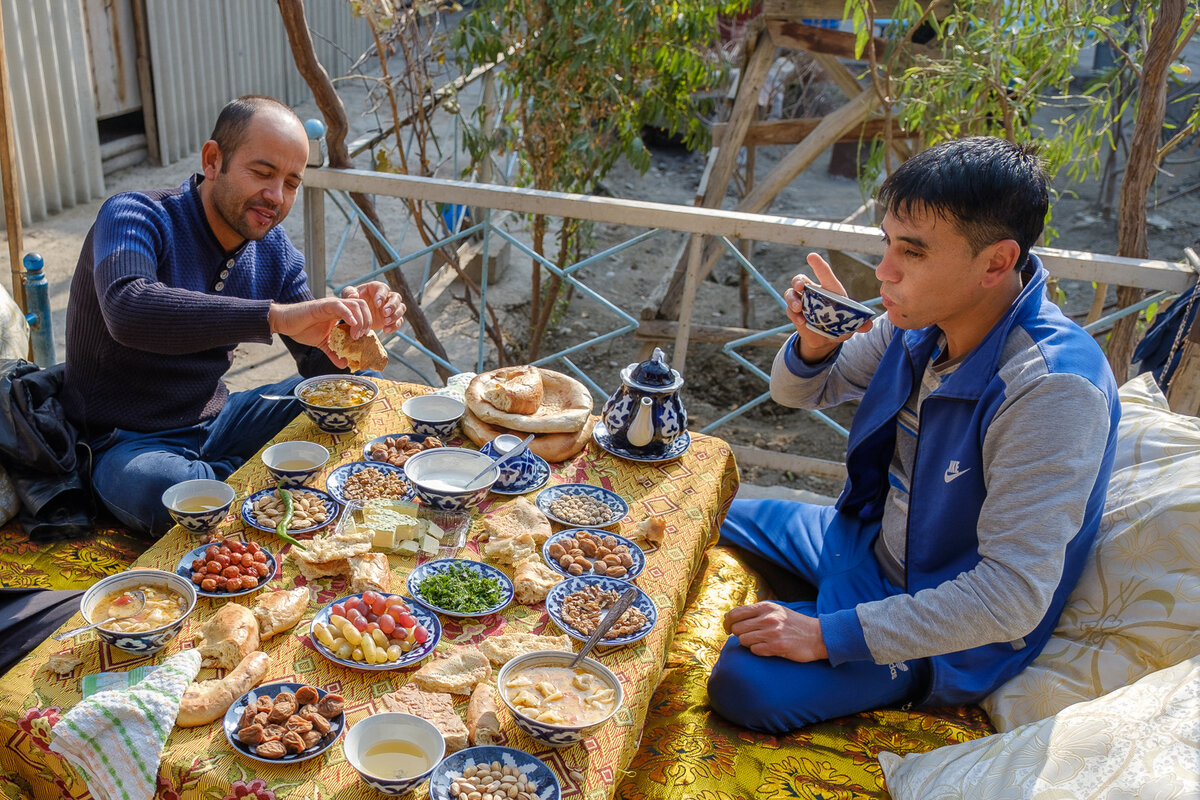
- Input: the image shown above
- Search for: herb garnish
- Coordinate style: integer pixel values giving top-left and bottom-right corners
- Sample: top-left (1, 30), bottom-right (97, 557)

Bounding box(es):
top-left (418, 562), bottom-right (503, 612)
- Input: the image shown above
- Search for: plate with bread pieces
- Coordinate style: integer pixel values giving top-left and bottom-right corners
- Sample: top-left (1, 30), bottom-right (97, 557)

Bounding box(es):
top-left (224, 681), bottom-right (345, 763)
top-left (592, 420), bottom-right (691, 463)
top-left (176, 540), bottom-right (277, 598)
top-left (310, 591), bottom-right (441, 671)
top-left (328, 323), bottom-right (389, 372)
top-left (535, 483), bottom-right (628, 529)
top-left (429, 746), bottom-right (561, 800)
top-left (407, 559), bottom-right (515, 618)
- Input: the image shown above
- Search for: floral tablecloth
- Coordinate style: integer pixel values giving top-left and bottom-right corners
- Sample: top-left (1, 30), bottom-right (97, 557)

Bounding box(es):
top-left (0, 379), bottom-right (739, 800)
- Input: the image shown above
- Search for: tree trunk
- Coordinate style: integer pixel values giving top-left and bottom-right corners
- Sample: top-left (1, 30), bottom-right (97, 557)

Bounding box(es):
top-left (1107, 0), bottom-right (1185, 380)
top-left (277, 0), bottom-right (453, 382)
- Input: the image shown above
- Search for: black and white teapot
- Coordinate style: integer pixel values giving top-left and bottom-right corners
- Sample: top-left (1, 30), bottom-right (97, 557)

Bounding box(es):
top-left (600, 347), bottom-right (687, 455)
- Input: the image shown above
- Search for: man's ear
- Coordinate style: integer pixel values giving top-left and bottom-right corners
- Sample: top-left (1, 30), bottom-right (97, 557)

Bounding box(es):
top-left (200, 140), bottom-right (222, 180)
top-left (981, 239), bottom-right (1021, 287)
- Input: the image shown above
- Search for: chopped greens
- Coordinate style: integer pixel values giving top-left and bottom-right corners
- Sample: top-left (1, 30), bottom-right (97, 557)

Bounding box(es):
top-left (417, 563), bottom-right (502, 613)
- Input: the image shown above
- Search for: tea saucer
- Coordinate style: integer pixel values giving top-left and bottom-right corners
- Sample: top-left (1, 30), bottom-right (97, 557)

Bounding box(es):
top-left (592, 421), bottom-right (691, 463)
top-left (490, 453), bottom-right (551, 495)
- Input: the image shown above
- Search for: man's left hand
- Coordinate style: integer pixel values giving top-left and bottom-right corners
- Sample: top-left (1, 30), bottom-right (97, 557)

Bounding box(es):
top-left (723, 601), bottom-right (828, 662)
top-left (341, 282), bottom-right (406, 335)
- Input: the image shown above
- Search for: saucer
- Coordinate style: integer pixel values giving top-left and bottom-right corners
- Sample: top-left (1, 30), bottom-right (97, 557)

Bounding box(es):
top-left (592, 421), bottom-right (691, 463)
top-left (490, 453), bottom-right (551, 495)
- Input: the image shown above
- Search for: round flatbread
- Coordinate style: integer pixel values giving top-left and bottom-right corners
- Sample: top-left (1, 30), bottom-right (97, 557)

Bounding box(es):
top-left (461, 407), bottom-right (592, 463)
top-left (465, 368), bottom-right (592, 434)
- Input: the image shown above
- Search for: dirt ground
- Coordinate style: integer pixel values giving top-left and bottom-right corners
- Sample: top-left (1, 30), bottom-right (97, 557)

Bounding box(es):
top-left (24, 43), bottom-right (1200, 499)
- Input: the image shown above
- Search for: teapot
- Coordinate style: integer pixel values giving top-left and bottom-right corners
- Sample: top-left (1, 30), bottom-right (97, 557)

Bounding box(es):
top-left (600, 347), bottom-right (688, 455)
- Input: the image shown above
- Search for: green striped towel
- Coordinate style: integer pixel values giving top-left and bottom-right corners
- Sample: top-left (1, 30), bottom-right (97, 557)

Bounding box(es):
top-left (49, 648), bottom-right (201, 800)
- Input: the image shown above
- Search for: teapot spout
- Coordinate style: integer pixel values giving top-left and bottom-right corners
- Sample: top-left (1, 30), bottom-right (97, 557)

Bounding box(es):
top-left (626, 397), bottom-right (656, 448)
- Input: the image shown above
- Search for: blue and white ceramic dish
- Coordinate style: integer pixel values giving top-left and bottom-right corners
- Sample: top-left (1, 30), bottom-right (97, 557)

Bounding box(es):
top-left (799, 282), bottom-right (876, 340)
top-left (545, 575), bottom-right (657, 647)
top-left (310, 592), bottom-right (441, 671)
top-left (295, 374), bottom-right (378, 434)
top-left (261, 440), bottom-right (330, 487)
top-left (495, 651), bottom-right (624, 748)
top-left (161, 478), bottom-right (236, 535)
top-left (541, 529), bottom-right (645, 581)
top-left (479, 433), bottom-right (539, 490)
top-left (175, 542), bottom-right (277, 599)
top-left (401, 394), bottom-right (466, 438)
top-left (325, 460), bottom-right (413, 505)
top-left (592, 420), bottom-right (691, 463)
top-left (535, 484), bottom-right (628, 529)
top-left (344, 712), bottom-right (444, 795)
top-left (406, 559), bottom-right (514, 618)
top-left (361, 432), bottom-right (443, 466)
top-left (429, 746), bottom-right (562, 800)
top-left (489, 452), bottom-right (550, 495)
top-left (240, 487), bottom-right (339, 535)
top-left (79, 569), bottom-right (197, 655)
top-left (403, 447), bottom-right (498, 512)
top-left (224, 681), bottom-right (344, 764)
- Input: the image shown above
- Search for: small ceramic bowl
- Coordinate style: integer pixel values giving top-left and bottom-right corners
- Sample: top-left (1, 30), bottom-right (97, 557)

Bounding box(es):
top-left (161, 479), bottom-right (235, 535)
top-left (79, 569), bottom-right (197, 655)
top-left (479, 433), bottom-right (538, 490)
top-left (403, 447), bottom-right (498, 512)
top-left (497, 651), bottom-right (624, 747)
top-left (261, 440), bottom-right (330, 487)
top-left (295, 375), bottom-right (378, 434)
top-left (343, 712), bottom-right (445, 795)
top-left (799, 282), bottom-right (876, 340)
top-left (402, 395), bottom-right (466, 438)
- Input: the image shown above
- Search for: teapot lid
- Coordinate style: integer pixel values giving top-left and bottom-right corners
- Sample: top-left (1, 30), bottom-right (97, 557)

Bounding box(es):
top-left (631, 348), bottom-right (675, 387)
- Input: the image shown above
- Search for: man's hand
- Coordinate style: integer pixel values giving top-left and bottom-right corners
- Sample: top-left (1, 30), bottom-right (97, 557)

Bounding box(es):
top-left (341, 281), bottom-right (405, 334)
top-left (268, 295), bottom-right (373, 368)
top-left (784, 253), bottom-right (873, 364)
top-left (723, 601), bottom-right (829, 662)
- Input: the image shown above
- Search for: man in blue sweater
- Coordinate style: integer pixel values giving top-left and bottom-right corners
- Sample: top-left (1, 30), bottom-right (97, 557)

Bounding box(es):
top-left (62, 95), bottom-right (406, 535)
top-left (707, 137), bottom-right (1120, 732)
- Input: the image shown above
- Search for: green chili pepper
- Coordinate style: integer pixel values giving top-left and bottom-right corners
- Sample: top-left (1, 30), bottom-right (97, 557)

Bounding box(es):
top-left (274, 485), bottom-right (306, 550)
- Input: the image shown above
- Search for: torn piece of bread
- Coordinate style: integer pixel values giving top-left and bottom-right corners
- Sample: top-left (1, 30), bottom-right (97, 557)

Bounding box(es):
top-left (632, 515), bottom-right (667, 548)
top-left (195, 602), bottom-right (261, 670)
top-left (295, 557), bottom-right (349, 582)
top-left (328, 322), bottom-right (389, 372)
top-left (348, 552), bottom-right (391, 593)
top-left (480, 365), bottom-right (544, 415)
top-left (411, 647), bottom-right (491, 695)
top-left (289, 526), bottom-right (372, 581)
top-left (480, 531), bottom-right (537, 567)
top-left (477, 631), bottom-right (573, 666)
top-left (380, 684), bottom-right (469, 753)
top-left (467, 683), bottom-right (502, 746)
top-left (177, 650), bottom-right (272, 727)
top-left (43, 653), bottom-right (83, 677)
top-left (252, 587), bottom-right (310, 639)
top-left (485, 497), bottom-right (552, 547)
top-left (513, 558), bottom-right (562, 605)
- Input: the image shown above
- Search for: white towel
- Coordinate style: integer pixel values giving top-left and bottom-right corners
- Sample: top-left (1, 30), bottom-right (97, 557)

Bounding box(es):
top-left (49, 648), bottom-right (201, 800)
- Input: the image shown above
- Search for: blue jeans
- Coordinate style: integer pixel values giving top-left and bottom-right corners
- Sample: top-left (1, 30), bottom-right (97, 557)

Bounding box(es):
top-left (89, 376), bottom-right (306, 536)
top-left (707, 498), bottom-right (928, 733)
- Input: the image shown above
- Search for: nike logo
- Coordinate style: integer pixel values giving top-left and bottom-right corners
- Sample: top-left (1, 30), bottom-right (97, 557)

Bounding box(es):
top-left (944, 460), bottom-right (970, 483)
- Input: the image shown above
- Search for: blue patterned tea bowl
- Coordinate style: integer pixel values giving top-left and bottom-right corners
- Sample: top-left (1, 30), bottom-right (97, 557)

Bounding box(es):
top-left (479, 433), bottom-right (538, 490)
top-left (799, 282), bottom-right (876, 340)
top-left (401, 395), bottom-right (466, 438)
top-left (261, 440), bottom-right (330, 487)
top-left (343, 712), bottom-right (445, 795)
top-left (403, 447), bottom-right (498, 512)
top-left (295, 375), bottom-right (378, 434)
top-left (79, 569), bottom-right (197, 655)
top-left (161, 478), bottom-right (235, 535)
top-left (497, 651), bottom-right (624, 747)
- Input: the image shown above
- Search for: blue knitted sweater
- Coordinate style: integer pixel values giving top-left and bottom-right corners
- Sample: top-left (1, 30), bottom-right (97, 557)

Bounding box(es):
top-left (63, 175), bottom-right (321, 434)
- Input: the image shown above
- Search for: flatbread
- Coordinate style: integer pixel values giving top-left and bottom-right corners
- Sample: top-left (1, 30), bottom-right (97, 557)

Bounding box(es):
top-left (379, 684), bottom-right (469, 752)
top-left (461, 407), bottom-right (592, 463)
top-left (484, 497), bottom-right (552, 546)
top-left (328, 323), bottom-right (389, 372)
top-left (481, 365), bottom-right (543, 415)
top-left (477, 631), bottom-right (573, 666)
top-left (465, 368), bottom-right (592, 433)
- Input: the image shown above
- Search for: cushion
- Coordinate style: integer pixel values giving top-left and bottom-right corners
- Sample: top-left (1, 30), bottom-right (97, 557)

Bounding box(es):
top-left (981, 373), bottom-right (1200, 730)
top-left (880, 653), bottom-right (1200, 799)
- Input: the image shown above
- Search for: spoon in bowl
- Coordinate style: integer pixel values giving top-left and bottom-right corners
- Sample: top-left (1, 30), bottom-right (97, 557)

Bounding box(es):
top-left (570, 586), bottom-right (639, 668)
top-left (259, 394), bottom-right (295, 401)
top-left (53, 590), bottom-right (147, 641)
top-left (462, 433), bottom-right (536, 490)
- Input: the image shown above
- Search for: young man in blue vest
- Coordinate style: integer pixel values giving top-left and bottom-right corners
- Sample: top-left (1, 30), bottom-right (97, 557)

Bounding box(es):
top-left (708, 137), bottom-right (1121, 732)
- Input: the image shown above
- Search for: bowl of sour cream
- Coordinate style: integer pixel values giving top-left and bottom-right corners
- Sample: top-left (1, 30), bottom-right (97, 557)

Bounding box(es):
top-left (402, 447), bottom-right (499, 512)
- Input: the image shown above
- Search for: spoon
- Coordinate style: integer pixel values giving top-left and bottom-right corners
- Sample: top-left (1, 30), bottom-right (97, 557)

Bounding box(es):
top-left (53, 590), bottom-right (147, 641)
top-left (259, 394), bottom-right (295, 401)
top-left (463, 433), bottom-right (536, 489)
top-left (570, 586), bottom-right (639, 668)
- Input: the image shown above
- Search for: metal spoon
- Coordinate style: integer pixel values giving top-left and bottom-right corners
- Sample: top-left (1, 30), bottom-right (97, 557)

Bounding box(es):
top-left (463, 433), bottom-right (536, 489)
top-left (259, 394), bottom-right (295, 401)
top-left (570, 586), bottom-right (639, 668)
top-left (53, 590), bottom-right (147, 641)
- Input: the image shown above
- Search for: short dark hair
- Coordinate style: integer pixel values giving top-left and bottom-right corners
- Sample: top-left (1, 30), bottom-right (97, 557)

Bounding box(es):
top-left (208, 95), bottom-right (298, 169)
top-left (877, 137), bottom-right (1048, 269)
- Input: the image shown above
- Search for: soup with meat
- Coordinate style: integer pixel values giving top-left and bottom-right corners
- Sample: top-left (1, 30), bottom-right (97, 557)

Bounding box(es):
top-left (502, 664), bottom-right (617, 726)
top-left (299, 379), bottom-right (375, 408)
top-left (92, 584), bottom-right (188, 633)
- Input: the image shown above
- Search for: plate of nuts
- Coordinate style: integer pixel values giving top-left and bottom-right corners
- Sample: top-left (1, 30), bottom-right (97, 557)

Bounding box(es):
top-left (326, 461), bottom-right (414, 505)
top-left (542, 529), bottom-right (644, 581)
top-left (240, 487), bottom-right (337, 535)
top-left (535, 484), bottom-right (628, 529)
top-left (224, 681), bottom-right (344, 763)
top-left (362, 432), bottom-right (445, 467)
top-left (545, 575), bottom-right (656, 648)
top-left (428, 745), bottom-right (561, 800)
top-left (176, 540), bottom-right (277, 597)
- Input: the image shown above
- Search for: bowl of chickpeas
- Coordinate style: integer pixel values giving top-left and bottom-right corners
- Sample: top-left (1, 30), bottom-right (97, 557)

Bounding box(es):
top-left (79, 569), bottom-right (197, 654)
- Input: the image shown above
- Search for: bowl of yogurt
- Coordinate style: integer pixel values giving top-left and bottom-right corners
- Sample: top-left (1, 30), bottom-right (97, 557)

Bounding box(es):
top-left (402, 447), bottom-right (499, 512)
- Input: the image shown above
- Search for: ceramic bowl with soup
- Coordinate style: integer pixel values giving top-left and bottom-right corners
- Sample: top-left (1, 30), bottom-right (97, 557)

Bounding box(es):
top-left (161, 479), bottom-right (236, 535)
top-left (402, 447), bottom-right (498, 512)
top-left (262, 440), bottom-right (330, 487)
top-left (79, 569), bottom-right (197, 655)
top-left (344, 712), bottom-right (445, 795)
top-left (496, 650), bottom-right (624, 747)
top-left (295, 375), bottom-right (378, 434)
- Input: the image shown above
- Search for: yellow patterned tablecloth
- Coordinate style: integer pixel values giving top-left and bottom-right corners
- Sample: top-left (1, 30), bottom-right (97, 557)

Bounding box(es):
top-left (0, 379), bottom-right (739, 800)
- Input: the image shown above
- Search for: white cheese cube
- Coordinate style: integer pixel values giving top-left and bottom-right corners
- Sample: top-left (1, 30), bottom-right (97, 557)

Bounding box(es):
top-left (396, 538), bottom-right (420, 555)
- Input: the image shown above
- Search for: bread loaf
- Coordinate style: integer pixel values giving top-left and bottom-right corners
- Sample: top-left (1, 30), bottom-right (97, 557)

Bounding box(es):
top-left (467, 683), bottom-right (502, 746)
top-left (328, 323), bottom-right (389, 372)
top-left (465, 368), bottom-right (592, 434)
top-left (195, 602), bottom-right (261, 669)
top-left (411, 647), bottom-right (491, 695)
top-left (461, 407), bottom-right (593, 463)
top-left (177, 650), bottom-right (272, 727)
top-left (252, 587), bottom-right (310, 639)
top-left (481, 365), bottom-right (544, 415)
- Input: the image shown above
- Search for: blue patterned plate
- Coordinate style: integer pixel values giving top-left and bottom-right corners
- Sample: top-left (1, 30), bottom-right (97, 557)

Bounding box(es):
top-left (309, 592), bottom-right (441, 671)
top-left (428, 746), bottom-right (561, 800)
top-left (406, 559), bottom-right (514, 618)
top-left (175, 541), bottom-right (277, 598)
top-left (491, 453), bottom-right (551, 496)
top-left (326, 460), bottom-right (414, 505)
top-left (224, 681), bottom-right (344, 764)
top-left (535, 483), bottom-right (628, 529)
top-left (545, 575), bottom-right (657, 647)
top-left (541, 529), bottom-right (645, 581)
top-left (591, 420), bottom-right (691, 463)
top-left (361, 432), bottom-right (445, 467)
top-left (240, 487), bottom-right (338, 535)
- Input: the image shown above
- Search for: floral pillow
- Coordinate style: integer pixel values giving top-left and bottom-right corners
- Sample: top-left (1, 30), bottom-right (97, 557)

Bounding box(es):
top-left (981, 372), bottom-right (1200, 731)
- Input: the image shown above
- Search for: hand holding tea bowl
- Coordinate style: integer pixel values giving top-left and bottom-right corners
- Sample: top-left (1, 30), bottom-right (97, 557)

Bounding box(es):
top-left (161, 479), bottom-right (235, 535)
